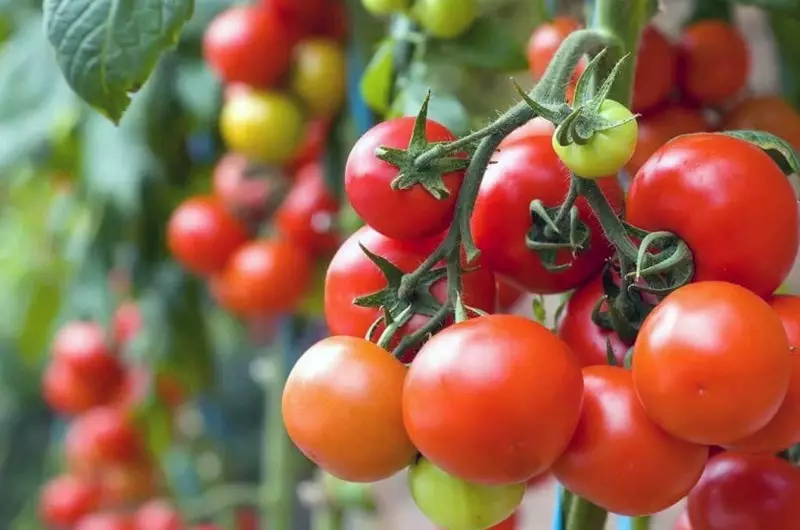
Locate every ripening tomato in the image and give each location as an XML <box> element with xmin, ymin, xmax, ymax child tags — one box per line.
<box><xmin>345</xmin><ymin>117</ymin><xmax>464</xmax><ymax>241</ymax></box>
<box><xmin>324</xmin><ymin>226</ymin><xmax>496</xmax><ymax>361</ymax></box>
<box><xmin>412</xmin><ymin>0</ymin><xmax>478</xmax><ymax>39</ymax></box>
<box><xmin>557</xmin><ymin>277</ymin><xmax>631</xmax><ymax>367</ymax></box>
<box><xmin>527</xmin><ymin>17</ymin><xmax>585</xmax><ymax>81</ymax></box>
<box><xmin>498</xmin><ymin>117</ymin><xmax>555</xmax><ymax>149</ymax></box>
<box><xmin>687</xmin><ymin>452</ymin><xmax>800</xmax><ymax>530</ymax></box>
<box><xmin>65</xmin><ymin>407</ymin><xmax>143</xmax><ymax>472</ymax></box>
<box><xmin>220</xmin><ymin>90</ymin><xmax>306</xmax><ymax>166</ymax></box>
<box><xmin>167</xmin><ymin>195</ymin><xmax>250</xmax><ymax>277</ymax></box>
<box><xmin>291</xmin><ymin>39</ymin><xmax>346</xmax><ymax>117</ymax></box>
<box><xmin>283</xmin><ymin>336</ymin><xmax>417</xmax><ymax>482</ymax></box>
<box><xmin>495</xmin><ymin>278</ymin><xmax>524</xmax><ymax>312</ymax></box>
<box><xmin>203</xmin><ymin>6</ymin><xmax>292</xmax><ymax>88</ymax></box>
<box><xmin>632</xmin><ymin>25</ymin><xmax>677</xmax><ymax>113</ymax></box>
<box><xmin>403</xmin><ymin>315</ymin><xmax>583</xmax><ymax>485</ymax></box>
<box><xmin>215</xmin><ymin>239</ymin><xmax>312</xmax><ymax>317</ymax></box>
<box><xmin>98</xmin><ymin>462</ymin><xmax>159</xmax><ymax>507</ymax></box>
<box><xmin>726</xmin><ymin>295</ymin><xmax>800</xmax><ymax>453</ymax></box>
<box><xmin>722</xmin><ymin>96</ymin><xmax>800</xmax><ymax>151</ymax></box>
<box><xmin>212</xmin><ymin>153</ymin><xmax>276</xmax><ymax>223</ymax></box>
<box><xmin>678</xmin><ymin>21</ymin><xmax>749</xmax><ymax>106</ymax></box>
<box><xmin>274</xmin><ymin>163</ymin><xmax>340</xmax><ymax>257</ymax></box>
<box><xmin>39</xmin><ymin>475</ymin><xmax>101</xmax><ymax>527</ymax></box>
<box><xmin>75</xmin><ymin>513</ymin><xmax>135</xmax><ymax>530</ymax></box>
<box><xmin>471</xmin><ymin>135</ymin><xmax>624</xmax><ymax>294</ymax></box>
<box><xmin>633</xmin><ymin>282</ymin><xmax>792</xmax><ymax>445</ymax></box>
<box><xmin>112</xmin><ymin>301</ymin><xmax>141</xmax><ymax>350</ymax></box>
<box><xmin>134</xmin><ymin>500</ymin><xmax>182</xmax><ymax>530</ymax></box>
<box><xmin>553</xmin><ymin>366</ymin><xmax>708</xmax><ymax>515</ymax></box>
<box><xmin>627</xmin><ymin>133</ymin><xmax>799</xmax><ymax>298</ymax></box>
<box><xmin>625</xmin><ymin>105</ymin><xmax>709</xmax><ymax>175</ymax></box>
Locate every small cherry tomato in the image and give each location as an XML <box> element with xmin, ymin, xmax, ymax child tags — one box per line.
<box><xmin>283</xmin><ymin>336</ymin><xmax>417</xmax><ymax>482</ymax></box>
<box><xmin>625</xmin><ymin>105</ymin><xmax>708</xmax><ymax>175</ymax></box>
<box><xmin>627</xmin><ymin>133</ymin><xmax>799</xmax><ymax>298</ymax></box>
<box><xmin>212</xmin><ymin>153</ymin><xmax>275</xmax><ymax>224</ymax></box>
<box><xmin>65</xmin><ymin>406</ymin><xmax>143</xmax><ymax>472</ymax></box>
<box><xmin>553</xmin><ymin>365</ymin><xmax>708</xmax><ymax>516</ymax></box>
<box><xmin>553</xmin><ymin>99</ymin><xmax>638</xmax><ymax>178</ymax></box>
<box><xmin>134</xmin><ymin>499</ymin><xmax>182</xmax><ymax>530</ymax></box>
<box><xmin>39</xmin><ymin>474</ymin><xmax>101</xmax><ymax>527</ymax></box>
<box><xmin>678</xmin><ymin>20</ymin><xmax>749</xmax><ymax>106</ymax></box>
<box><xmin>220</xmin><ymin>90</ymin><xmax>306</xmax><ymax>166</ymax></box>
<box><xmin>291</xmin><ymin>39</ymin><xmax>346</xmax><ymax>117</ymax></box>
<box><xmin>410</xmin><ymin>457</ymin><xmax>525</xmax><ymax>529</ymax></box>
<box><xmin>43</xmin><ymin>360</ymin><xmax>115</xmax><ymax>415</ymax></box>
<box><xmin>261</xmin><ymin>0</ymin><xmax>329</xmax><ymax>36</ymax></box>
<box><xmin>52</xmin><ymin>321</ymin><xmax>122</xmax><ymax>382</ymax></box>
<box><xmin>345</xmin><ymin>117</ymin><xmax>464</xmax><ymax>241</ymax></box>
<box><xmin>687</xmin><ymin>452</ymin><xmax>800</xmax><ymax>530</ymax></box>
<box><xmin>361</xmin><ymin>0</ymin><xmax>410</xmax><ymax>16</ymax></box>
<box><xmin>167</xmin><ymin>195</ymin><xmax>250</xmax><ymax>277</ymax></box>
<box><xmin>527</xmin><ymin>17</ymin><xmax>585</xmax><ymax>81</ymax></box>
<box><xmin>403</xmin><ymin>315</ymin><xmax>584</xmax><ymax>485</ymax></box>
<box><xmin>722</xmin><ymin>96</ymin><xmax>800</xmax><ymax>151</ymax></box>
<box><xmin>633</xmin><ymin>281</ymin><xmax>792</xmax><ymax>445</ymax></box>
<box><xmin>632</xmin><ymin>25</ymin><xmax>677</xmax><ymax>113</ymax></box>
<box><xmin>412</xmin><ymin>0</ymin><xmax>478</xmax><ymax>39</ymax></box>
<box><xmin>203</xmin><ymin>6</ymin><xmax>292</xmax><ymax>88</ymax></box>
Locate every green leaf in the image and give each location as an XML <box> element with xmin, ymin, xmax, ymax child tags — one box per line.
<box><xmin>360</xmin><ymin>39</ymin><xmax>395</xmax><ymax>114</ymax></box>
<box><xmin>432</xmin><ymin>18</ymin><xmax>528</xmax><ymax>72</ymax></box>
<box><xmin>43</xmin><ymin>0</ymin><xmax>194</xmax><ymax>123</ymax></box>
<box><xmin>722</xmin><ymin>130</ymin><xmax>800</xmax><ymax>175</ymax></box>
<box><xmin>391</xmin><ymin>82</ymin><xmax>471</xmax><ymax>137</ymax></box>
<box><xmin>733</xmin><ymin>0</ymin><xmax>800</xmax><ymax>17</ymax></box>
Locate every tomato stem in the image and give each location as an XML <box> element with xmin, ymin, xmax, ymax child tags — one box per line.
<box><xmin>575</xmin><ymin>178</ymin><xmax>639</xmax><ymax>261</ymax></box>
<box><xmin>312</xmin><ymin>504</ymin><xmax>345</xmax><ymax>530</ymax></box>
<box><xmin>565</xmin><ymin>495</ymin><xmax>608</xmax><ymax>530</ymax></box>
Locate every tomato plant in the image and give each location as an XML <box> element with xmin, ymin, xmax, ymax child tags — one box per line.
<box><xmin>39</xmin><ymin>475</ymin><xmax>101</xmax><ymax>527</ymax></box>
<box><xmin>291</xmin><ymin>39</ymin><xmax>346</xmax><ymax>117</ymax></box>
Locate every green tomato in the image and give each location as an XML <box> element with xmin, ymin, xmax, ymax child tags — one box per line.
<box><xmin>408</xmin><ymin>457</ymin><xmax>524</xmax><ymax>530</ymax></box>
<box><xmin>362</xmin><ymin>0</ymin><xmax>410</xmax><ymax>16</ymax></box>
<box><xmin>412</xmin><ymin>0</ymin><xmax>479</xmax><ymax>39</ymax></box>
<box><xmin>552</xmin><ymin>99</ymin><xmax>638</xmax><ymax>179</ymax></box>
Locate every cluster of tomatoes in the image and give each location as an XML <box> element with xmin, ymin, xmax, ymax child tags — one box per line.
<box><xmin>360</xmin><ymin>0</ymin><xmax>478</xmax><ymax>40</ymax></box>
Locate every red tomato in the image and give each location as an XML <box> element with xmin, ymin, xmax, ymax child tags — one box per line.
<box><xmin>75</xmin><ymin>513</ymin><xmax>135</xmax><ymax>530</ymax></box>
<box><xmin>324</xmin><ymin>226</ymin><xmax>496</xmax><ymax>361</ymax></box>
<box><xmin>134</xmin><ymin>500</ymin><xmax>183</xmax><ymax>530</ymax></box>
<box><xmin>43</xmin><ymin>360</ymin><xmax>117</xmax><ymax>415</ymax></box>
<box><xmin>65</xmin><ymin>406</ymin><xmax>143</xmax><ymax>472</ymax></box>
<box><xmin>498</xmin><ymin>117</ymin><xmax>555</xmax><ymax>149</ymax></box>
<box><xmin>283</xmin><ymin>336</ymin><xmax>417</xmax><ymax>482</ymax></box>
<box><xmin>53</xmin><ymin>321</ymin><xmax>123</xmax><ymax>381</ymax></box>
<box><xmin>403</xmin><ymin>315</ymin><xmax>584</xmax><ymax>485</ymax></box>
<box><xmin>344</xmin><ymin>117</ymin><xmax>464</xmax><ymax>241</ymax></box>
<box><xmin>527</xmin><ymin>17</ymin><xmax>585</xmax><ymax>81</ymax></box>
<box><xmin>496</xmin><ymin>278</ymin><xmax>524</xmax><ymax>312</ymax></box>
<box><xmin>167</xmin><ymin>195</ymin><xmax>250</xmax><ymax>277</ymax></box>
<box><xmin>553</xmin><ymin>365</ymin><xmax>708</xmax><ymax>516</ymax></box>
<box><xmin>632</xmin><ymin>25</ymin><xmax>677</xmax><ymax>113</ymax></box>
<box><xmin>678</xmin><ymin>21</ymin><xmax>749</xmax><ymax>106</ymax></box>
<box><xmin>727</xmin><ymin>295</ymin><xmax>800</xmax><ymax>453</ymax></box>
<box><xmin>212</xmin><ymin>153</ymin><xmax>275</xmax><ymax>223</ymax></box>
<box><xmin>627</xmin><ymin>133</ymin><xmax>799</xmax><ymax>298</ymax></box>
<box><xmin>633</xmin><ymin>281</ymin><xmax>792</xmax><ymax>445</ymax></box>
<box><xmin>286</xmin><ymin>118</ymin><xmax>330</xmax><ymax>172</ymax></box>
<box><xmin>215</xmin><ymin>239</ymin><xmax>312</xmax><ymax>317</ymax></box>
<box><xmin>625</xmin><ymin>105</ymin><xmax>709</xmax><ymax>175</ymax></box>
<box><xmin>203</xmin><ymin>6</ymin><xmax>293</xmax><ymax>88</ymax></box>
<box><xmin>112</xmin><ymin>301</ymin><xmax>141</xmax><ymax>350</ymax></box>
<box><xmin>261</xmin><ymin>0</ymin><xmax>330</xmax><ymax>38</ymax></box>
<box><xmin>39</xmin><ymin>474</ymin><xmax>101</xmax><ymax>527</ymax></box>
<box><xmin>275</xmin><ymin>163</ymin><xmax>340</xmax><ymax>257</ymax></box>
<box><xmin>471</xmin><ymin>135</ymin><xmax>624</xmax><ymax>294</ymax></box>
<box><xmin>687</xmin><ymin>452</ymin><xmax>800</xmax><ymax>530</ymax></box>
<box><xmin>722</xmin><ymin>96</ymin><xmax>800</xmax><ymax>152</ymax></box>
<box><xmin>556</xmin><ymin>277</ymin><xmax>631</xmax><ymax>367</ymax></box>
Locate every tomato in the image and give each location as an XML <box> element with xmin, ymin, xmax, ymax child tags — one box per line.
<box><xmin>39</xmin><ymin>474</ymin><xmax>101</xmax><ymax>527</ymax></box>
<box><xmin>499</xmin><ymin>117</ymin><xmax>555</xmax><ymax>149</ymax></box>
<box><xmin>557</xmin><ymin>277</ymin><xmax>631</xmax><ymax>367</ymax></box>
<box><xmin>471</xmin><ymin>135</ymin><xmax>624</xmax><ymax>294</ymax></box>
<box><xmin>43</xmin><ymin>360</ymin><xmax>116</xmax><ymax>415</ymax></box>
<box><xmin>203</xmin><ymin>6</ymin><xmax>292</xmax><ymax>88</ymax></box>
<box><xmin>53</xmin><ymin>321</ymin><xmax>122</xmax><ymax>380</ymax></box>
<box><xmin>678</xmin><ymin>21</ymin><xmax>749</xmax><ymax>106</ymax></box>
<box><xmin>404</xmin><ymin>315</ymin><xmax>583</xmax><ymax>484</ymax></box>
<box><xmin>362</xmin><ymin>0</ymin><xmax>410</xmax><ymax>16</ymax></box>
<box><xmin>345</xmin><ymin>117</ymin><xmax>464</xmax><ymax>241</ymax></box>
<box><xmin>275</xmin><ymin>163</ymin><xmax>340</xmax><ymax>257</ymax></box>
<box><xmin>112</xmin><ymin>301</ymin><xmax>141</xmax><ymax>350</ymax></box>
<box><xmin>726</xmin><ymin>294</ymin><xmax>800</xmax><ymax>453</ymax></box>
<box><xmin>134</xmin><ymin>500</ymin><xmax>182</xmax><ymax>530</ymax></box>
<box><xmin>625</xmin><ymin>105</ymin><xmax>708</xmax><ymax>175</ymax></box>
<box><xmin>632</xmin><ymin>281</ymin><xmax>791</xmax><ymax>445</ymax></box>
<box><xmin>220</xmin><ymin>90</ymin><xmax>306</xmax><ymax>166</ymax></box>
<box><xmin>410</xmin><ymin>457</ymin><xmax>525</xmax><ymax>529</ymax></box>
<box><xmin>282</xmin><ymin>336</ymin><xmax>417</xmax><ymax>482</ymax></box>
<box><xmin>489</xmin><ymin>512</ymin><xmax>519</xmax><ymax>530</ymax></box>
<box><xmin>287</xmin><ymin>118</ymin><xmax>330</xmax><ymax>172</ymax></box>
<box><xmin>212</xmin><ymin>153</ymin><xmax>275</xmax><ymax>223</ymax></box>
<box><xmin>291</xmin><ymin>39</ymin><xmax>346</xmax><ymax>117</ymax></box>
<box><xmin>324</xmin><ymin>226</ymin><xmax>496</xmax><ymax>361</ymax></box>
<box><xmin>687</xmin><ymin>452</ymin><xmax>800</xmax><ymax>530</ymax></box>
<box><xmin>527</xmin><ymin>17</ymin><xmax>584</xmax><ymax>81</ymax></box>
<box><xmin>75</xmin><ymin>513</ymin><xmax>134</xmax><ymax>530</ymax></box>
<box><xmin>412</xmin><ymin>0</ymin><xmax>478</xmax><ymax>39</ymax></box>
<box><xmin>627</xmin><ymin>133</ymin><xmax>799</xmax><ymax>298</ymax></box>
<box><xmin>495</xmin><ymin>278</ymin><xmax>524</xmax><ymax>312</ymax></box>
<box><xmin>553</xmin><ymin>99</ymin><xmax>638</xmax><ymax>178</ymax></box>
<box><xmin>98</xmin><ymin>462</ymin><xmax>158</xmax><ymax>507</ymax></box>
<box><xmin>632</xmin><ymin>25</ymin><xmax>677</xmax><ymax>113</ymax></box>
<box><xmin>65</xmin><ymin>407</ymin><xmax>143</xmax><ymax>472</ymax></box>
<box><xmin>552</xmin><ymin>365</ymin><xmax>707</xmax><ymax>515</ymax></box>
<box><xmin>722</xmin><ymin>96</ymin><xmax>800</xmax><ymax>151</ymax></box>
<box><xmin>262</xmin><ymin>0</ymin><xmax>329</xmax><ymax>34</ymax></box>
<box><xmin>167</xmin><ymin>195</ymin><xmax>250</xmax><ymax>277</ymax></box>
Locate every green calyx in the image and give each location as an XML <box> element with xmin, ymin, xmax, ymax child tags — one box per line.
<box><xmin>375</xmin><ymin>91</ymin><xmax>470</xmax><ymax>200</ymax></box>
<box><xmin>525</xmin><ymin>198</ymin><xmax>591</xmax><ymax>272</ymax></box>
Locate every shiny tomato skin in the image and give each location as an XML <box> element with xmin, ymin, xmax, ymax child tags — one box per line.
<box><xmin>722</xmin><ymin>96</ymin><xmax>800</xmax><ymax>151</ymax></box>
<box><xmin>344</xmin><ymin>117</ymin><xmax>464</xmax><ymax>241</ymax></box>
<box><xmin>65</xmin><ymin>407</ymin><xmax>143</xmax><ymax>472</ymax></box>
<box><xmin>275</xmin><ymin>163</ymin><xmax>340</xmax><ymax>258</ymax></box>
<box><xmin>324</xmin><ymin>226</ymin><xmax>496</xmax><ymax>361</ymax></box>
<box><xmin>282</xmin><ymin>336</ymin><xmax>417</xmax><ymax>482</ymax></box>
<box><xmin>625</xmin><ymin>105</ymin><xmax>709</xmax><ymax>175</ymax></box>
<box><xmin>499</xmin><ymin>117</ymin><xmax>555</xmax><ymax>149</ymax></box>
<box><xmin>39</xmin><ymin>474</ymin><xmax>101</xmax><ymax>527</ymax></box>
<box><xmin>203</xmin><ymin>6</ymin><xmax>292</xmax><ymax>88</ymax></box>
<box><xmin>403</xmin><ymin>314</ymin><xmax>584</xmax><ymax>485</ymax></box>
<box><xmin>687</xmin><ymin>452</ymin><xmax>800</xmax><ymax>530</ymax></box>
<box><xmin>633</xmin><ymin>282</ymin><xmax>792</xmax><ymax>445</ymax></box>
<box><xmin>627</xmin><ymin>133</ymin><xmax>799</xmax><ymax>298</ymax></box>
<box><xmin>633</xmin><ymin>25</ymin><xmax>677</xmax><ymax>113</ymax></box>
<box><xmin>553</xmin><ymin>365</ymin><xmax>708</xmax><ymax>516</ymax></box>
<box><xmin>216</xmin><ymin>238</ymin><xmax>312</xmax><ymax>317</ymax></box>
<box><xmin>678</xmin><ymin>21</ymin><xmax>749</xmax><ymax>106</ymax></box>
<box><xmin>75</xmin><ymin>513</ymin><xmax>135</xmax><ymax>530</ymax></box>
<box><xmin>557</xmin><ymin>277</ymin><xmax>631</xmax><ymax>367</ymax></box>
<box><xmin>472</xmin><ymin>136</ymin><xmax>624</xmax><ymax>294</ymax></box>
<box><xmin>726</xmin><ymin>295</ymin><xmax>800</xmax><ymax>453</ymax></box>
<box><xmin>527</xmin><ymin>17</ymin><xmax>584</xmax><ymax>81</ymax></box>
<box><xmin>212</xmin><ymin>153</ymin><xmax>274</xmax><ymax>223</ymax></box>
<box><xmin>134</xmin><ymin>499</ymin><xmax>182</xmax><ymax>530</ymax></box>
<box><xmin>167</xmin><ymin>195</ymin><xmax>250</xmax><ymax>277</ymax></box>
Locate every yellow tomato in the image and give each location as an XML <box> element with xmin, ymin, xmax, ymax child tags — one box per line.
<box><xmin>291</xmin><ymin>39</ymin><xmax>346</xmax><ymax>118</ymax></box>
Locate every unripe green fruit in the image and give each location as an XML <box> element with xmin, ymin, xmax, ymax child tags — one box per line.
<box><xmin>361</xmin><ymin>0</ymin><xmax>410</xmax><ymax>16</ymax></box>
<box><xmin>412</xmin><ymin>0</ymin><xmax>479</xmax><ymax>39</ymax></box>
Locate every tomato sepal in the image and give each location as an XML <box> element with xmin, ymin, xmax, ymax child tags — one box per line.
<box><xmin>722</xmin><ymin>129</ymin><xmax>800</xmax><ymax>176</ymax></box>
<box><xmin>526</xmin><ymin>199</ymin><xmax>591</xmax><ymax>272</ymax></box>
